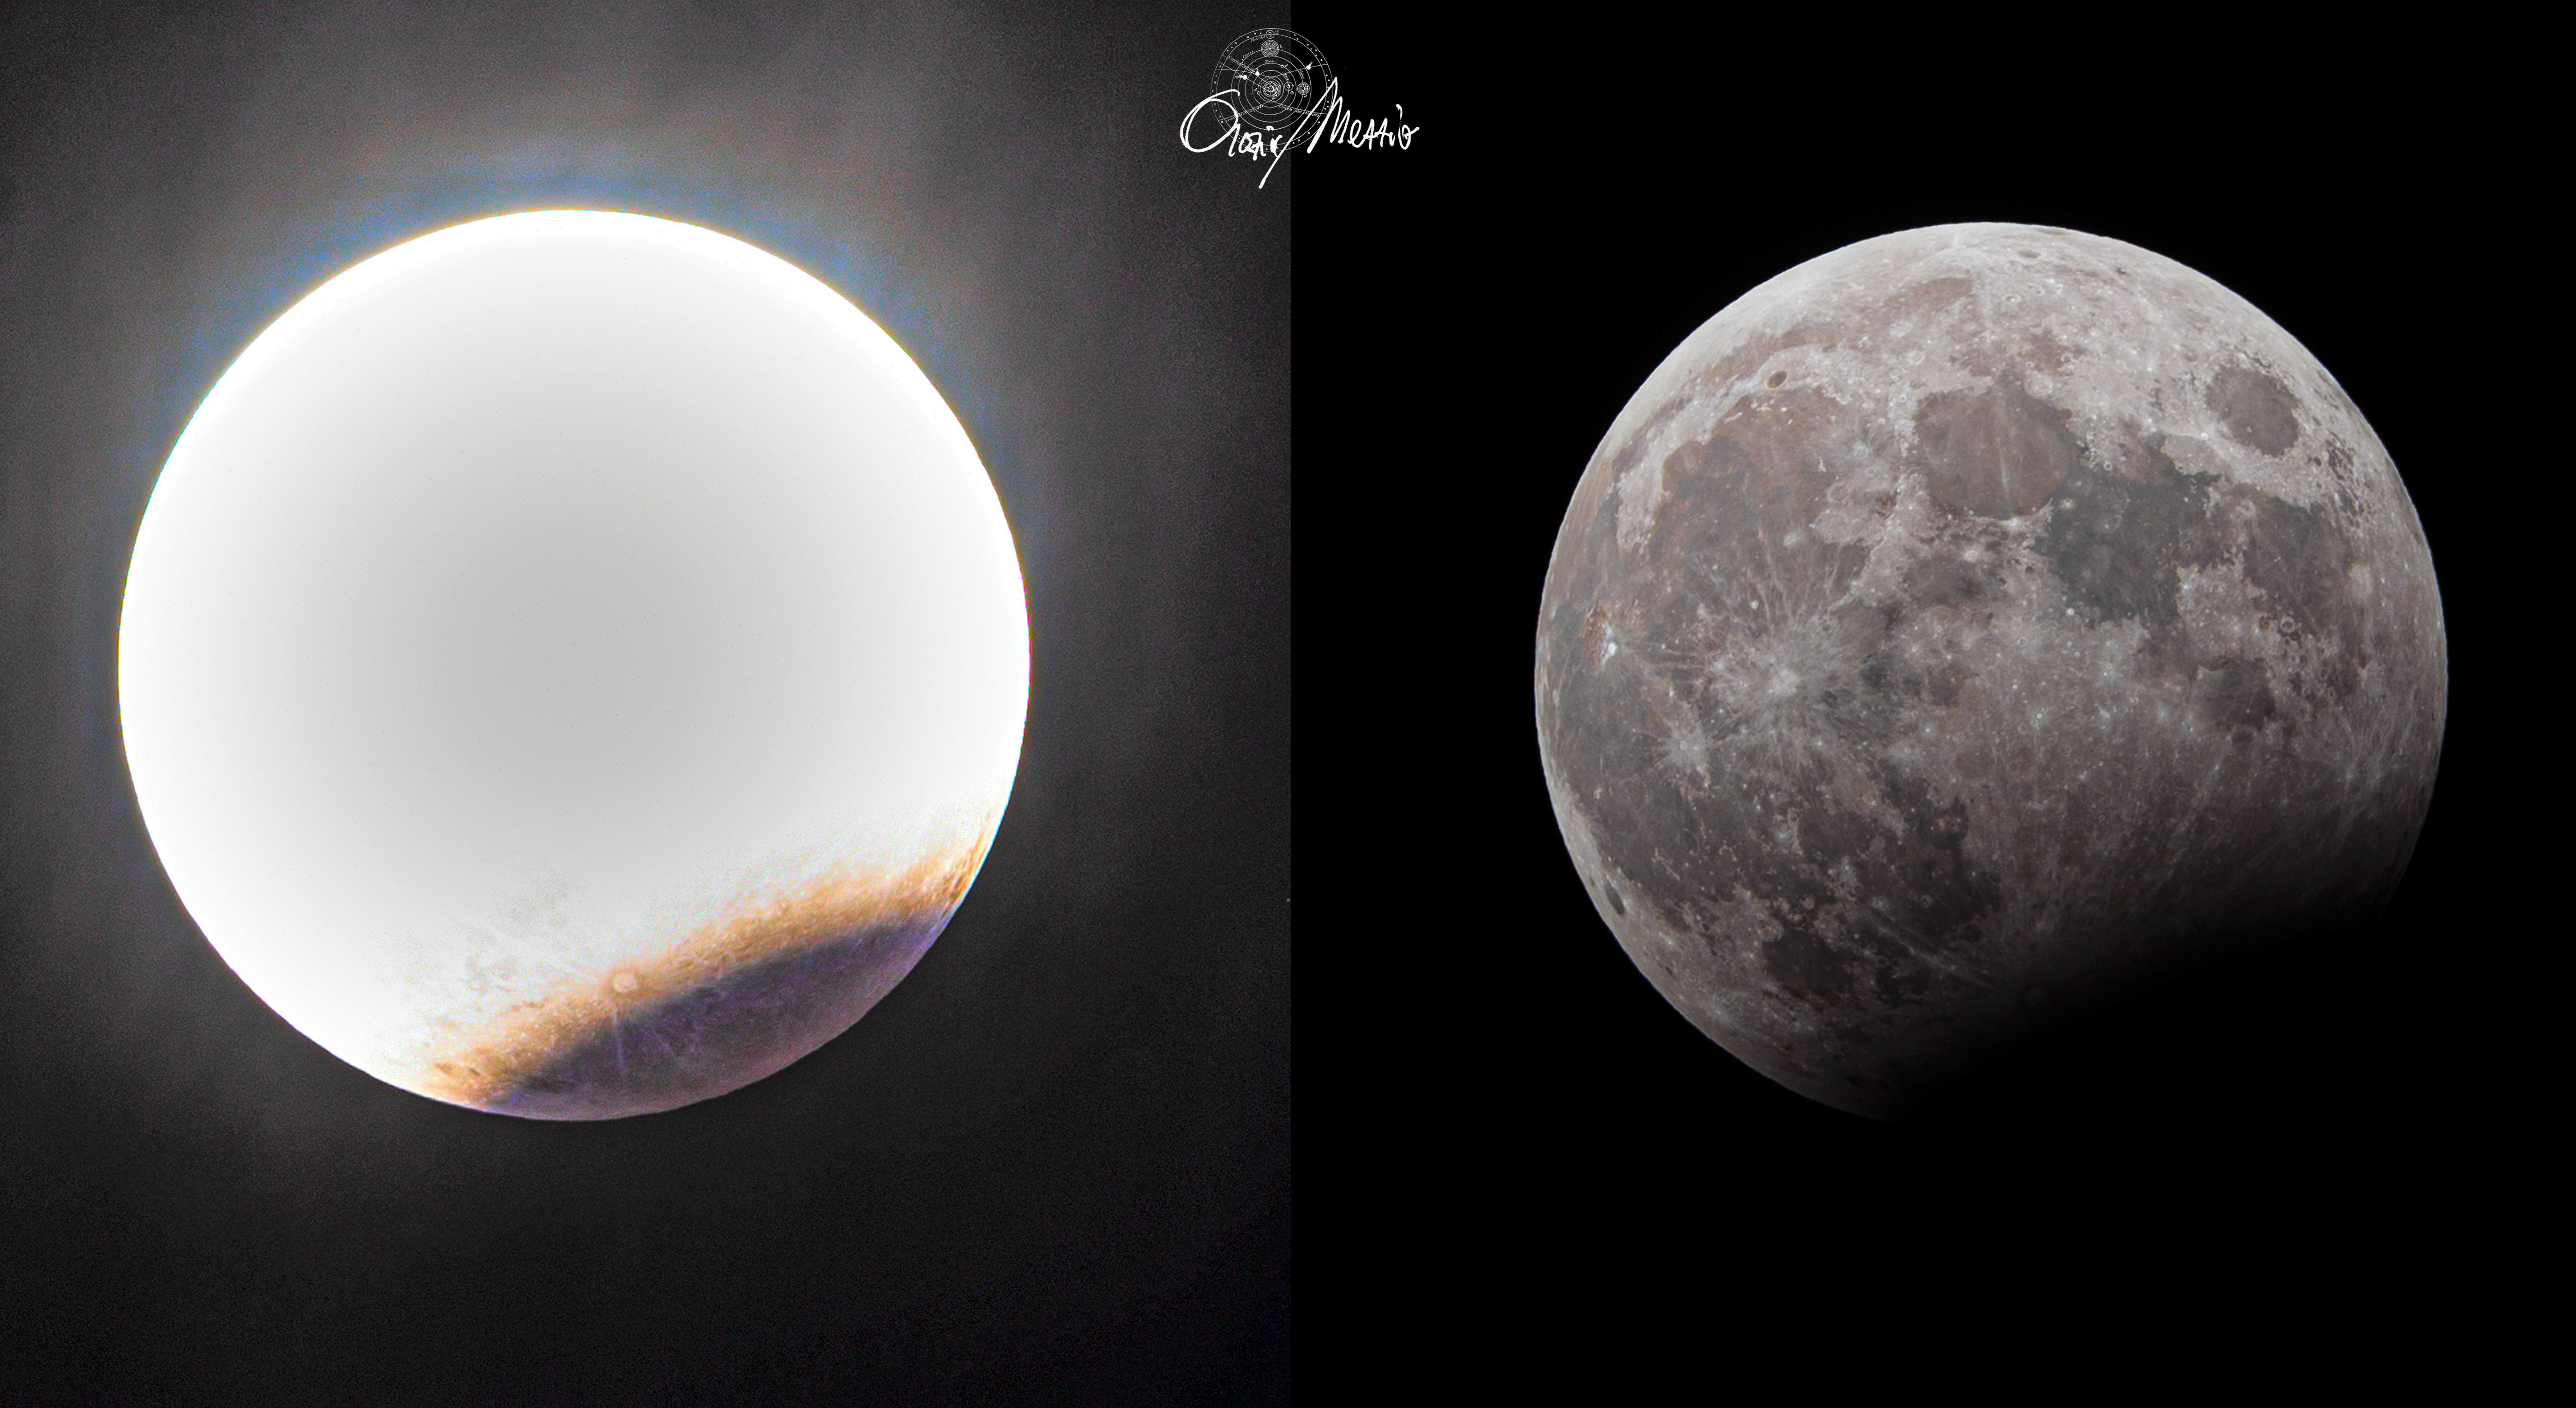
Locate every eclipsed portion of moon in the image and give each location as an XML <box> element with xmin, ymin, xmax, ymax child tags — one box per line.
<box><xmin>432</xmin><ymin>843</ymin><xmax>984</xmax><ymax>1120</ymax></box>
<box><xmin>120</xmin><ymin>211</ymin><xmax>1029</xmax><ymax>1119</ymax></box>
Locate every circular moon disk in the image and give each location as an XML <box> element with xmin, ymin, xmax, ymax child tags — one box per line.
<box><xmin>1535</xmin><ymin>224</ymin><xmax>2445</xmax><ymax>1120</ymax></box>
<box><xmin>121</xmin><ymin>211</ymin><xmax>1029</xmax><ymax>1119</ymax></box>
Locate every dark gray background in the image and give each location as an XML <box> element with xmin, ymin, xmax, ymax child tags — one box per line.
<box><xmin>0</xmin><ymin>3</ymin><xmax>1286</xmax><ymax>1401</ymax></box>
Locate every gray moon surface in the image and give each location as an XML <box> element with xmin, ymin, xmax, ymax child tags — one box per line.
<box><xmin>1534</xmin><ymin>223</ymin><xmax>2446</xmax><ymax>1119</ymax></box>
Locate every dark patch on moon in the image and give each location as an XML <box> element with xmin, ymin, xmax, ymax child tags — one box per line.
<box><xmin>2195</xmin><ymin>656</ymin><xmax>2280</xmax><ymax>734</ymax></box>
<box><xmin>1903</xmin><ymin>553</ymin><xmax>1997</xmax><ymax>612</ymax></box>
<box><xmin>2208</xmin><ymin>366</ymin><xmax>2302</xmax><ymax>455</ymax></box>
<box><xmin>1760</xmin><ymin>928</ymin><xmax>1852</xmax><ymax>1004</ymax></box>
<box><xmin>2035</xmin><ymin>433</ymin><xmax>2224</xmax><ymax>630</ymax></box>
<box><xmin>1913</xmin><ymin>379</ymin><xmax>2081</xmax><ymax>517</ymax></box>
<box><xmin>1878</xmin><ymin>275</ymin><xmax>1974</xmax><ymax>324</ymax></box>
<box><xmin>2237</xmin><ymin>487</ymin><xmax>2365</xmax><ymax>696</ymax></box>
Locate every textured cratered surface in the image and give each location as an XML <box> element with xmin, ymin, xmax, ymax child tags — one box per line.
<box><xmin>1535</xmin><ymin>224</ymin><xmax>2445</xmax><ymax>1119</ymax></box>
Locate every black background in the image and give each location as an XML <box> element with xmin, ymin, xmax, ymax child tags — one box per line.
<box><xmin>1295</xmin><ymin>12</ymin><xmax>2541</xmax><ymax>1363</ymax></box>
<box><xmin>2</xmin><ymin>3</ymin><xmax>1284</xmax><ymax>1402</ymax></box>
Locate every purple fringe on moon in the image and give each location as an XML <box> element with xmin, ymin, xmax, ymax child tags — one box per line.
<box><xmin>485</xmin><ymin>918</ymin><xmax>947</xmax><ymax>1121</ymax></box>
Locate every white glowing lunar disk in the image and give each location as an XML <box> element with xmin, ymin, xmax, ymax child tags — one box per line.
<box><xmin>120</xmin><ymin>211</ymin><xmax>1028</xmax><ymax>1119</ymax></box>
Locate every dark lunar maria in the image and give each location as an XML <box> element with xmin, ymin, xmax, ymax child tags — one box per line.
<box><xmin>1534</xmin><ymin>223</ymin><xmax>2446</xmax><ymax>1119</ymax></box>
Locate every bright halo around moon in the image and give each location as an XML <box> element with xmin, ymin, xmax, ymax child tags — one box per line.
<box><xmin>119</xmin><ymin>211</ymin><xmax>1029</xmax><ymax>1120</ymax></box>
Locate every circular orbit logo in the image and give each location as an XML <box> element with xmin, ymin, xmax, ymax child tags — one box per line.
<box><xmin>1211</xmin><ymin>28</ymin><xmax>1330</xmax><ymax>133</ymax></box>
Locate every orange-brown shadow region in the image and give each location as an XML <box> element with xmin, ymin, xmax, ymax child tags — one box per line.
<box><xmin>423</xmin><ymin>845</ymin><xmax>984</xmax><ymax>1119</ymax></box>
<box><xmin>484</xmin><ymin>913</ymin><xmax>946</xmax><ymax>1120</ymax></box>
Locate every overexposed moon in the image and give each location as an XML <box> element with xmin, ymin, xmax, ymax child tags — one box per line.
<box><xmin>120</xmin><ymin>211</ymin><xmax>1028</xmax><ymax>1119</ymax></box>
